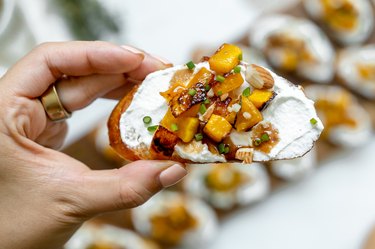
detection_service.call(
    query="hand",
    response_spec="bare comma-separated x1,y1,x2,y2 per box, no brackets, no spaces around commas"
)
0,41,187,249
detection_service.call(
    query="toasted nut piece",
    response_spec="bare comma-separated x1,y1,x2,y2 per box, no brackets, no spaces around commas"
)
235,148,254,164
207,88,214,97
200,103,216,122
220,93,229,101
245,64,274,90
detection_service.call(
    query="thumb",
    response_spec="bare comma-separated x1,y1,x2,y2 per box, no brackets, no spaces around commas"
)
77,160,187,215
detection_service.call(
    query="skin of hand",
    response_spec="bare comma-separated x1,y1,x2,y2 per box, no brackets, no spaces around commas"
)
0,41,187,249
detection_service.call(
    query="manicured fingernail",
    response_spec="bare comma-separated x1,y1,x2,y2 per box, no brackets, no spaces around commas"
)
121,45,145,58
159,164,187,188
151,54,173,67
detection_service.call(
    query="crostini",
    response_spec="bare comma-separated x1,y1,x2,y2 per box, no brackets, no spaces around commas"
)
108,44,323,163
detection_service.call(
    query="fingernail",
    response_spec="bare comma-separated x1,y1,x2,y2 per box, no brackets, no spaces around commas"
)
150,54,173,67
121,45,145,58
159,164,187,188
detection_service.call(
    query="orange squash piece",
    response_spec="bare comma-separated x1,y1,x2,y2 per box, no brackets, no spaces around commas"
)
209,44,242,74
235,96,263,132
203,114,232,142
161,109,199,143
186,67,214,88
213,73,244,95
248,89,274,109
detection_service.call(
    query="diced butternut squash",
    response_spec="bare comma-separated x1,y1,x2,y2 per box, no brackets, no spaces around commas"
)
161,109,199,143
203,114,232,142
213,73,244,95
235,96,263,132
186,67,214,88
209,44,242,74
179,104,200,118
248,89,274,109
160,69,194,102
225,111,237,124
176,118,200,142
171,69,194,86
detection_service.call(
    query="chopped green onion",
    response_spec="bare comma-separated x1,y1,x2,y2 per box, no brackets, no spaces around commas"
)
142,116,152,124
233,66,241,74
224,146,230,154
261,133,270,142
194,133,204,141
186,61,195,70
242,87,251,97
217,90,223,96
203,99,211,104
199,104,207,114
310,118,318,125
238,53,243,60
254,138,262,146
205,84,211,91
218,143,226,154
216,75,225,83
171,123,179,132
188,88,197,96
147,125,159,133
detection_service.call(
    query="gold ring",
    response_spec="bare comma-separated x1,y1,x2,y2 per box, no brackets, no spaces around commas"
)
40,84,71,121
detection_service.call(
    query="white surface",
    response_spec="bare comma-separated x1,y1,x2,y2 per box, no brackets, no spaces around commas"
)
1,0,375,248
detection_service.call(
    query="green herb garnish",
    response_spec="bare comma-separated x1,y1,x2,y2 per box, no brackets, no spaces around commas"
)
218,143,226,154
203,99,211,104
188,88,197,96
205,84,211,91
217,90,223,96
147,125,159,133
261,133,270,142
143,116,152,124
233,66,241,74
186,61,195,70
238,53,243,60
224,146,230,154
242,87,251,97
194,133,203,141
199,104,207,114
171,123,179,132
216,75,225,83
310,118,318,125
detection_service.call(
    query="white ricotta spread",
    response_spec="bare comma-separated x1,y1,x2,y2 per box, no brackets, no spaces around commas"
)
305,85,372,147
65,224,154,249
131,191,218,248
304,0,374,45
184,163,270,210
271,147,317,181
337,45,375,99
119,61,323,163
249,14,335,83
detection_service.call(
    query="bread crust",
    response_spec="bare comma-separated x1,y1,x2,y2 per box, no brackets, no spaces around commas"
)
108,85,141,161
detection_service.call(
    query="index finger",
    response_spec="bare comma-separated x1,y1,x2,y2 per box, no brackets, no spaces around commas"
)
3,41,145,98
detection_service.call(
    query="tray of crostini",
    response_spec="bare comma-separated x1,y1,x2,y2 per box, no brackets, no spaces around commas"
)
62,1,375,248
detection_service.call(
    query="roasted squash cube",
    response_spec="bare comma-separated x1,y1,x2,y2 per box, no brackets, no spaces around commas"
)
213,73,244,95
187,67,214,88
209,44,242,74
203,114,232,142
176,117,200,142
161,109,199,143
248,89,274,109
235,96,263,132
225,111,237,124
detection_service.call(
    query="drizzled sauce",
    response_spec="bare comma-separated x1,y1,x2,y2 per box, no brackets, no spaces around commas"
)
251,122,279,154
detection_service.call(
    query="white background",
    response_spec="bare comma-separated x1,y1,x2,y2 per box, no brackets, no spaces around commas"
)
1,0,374,248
